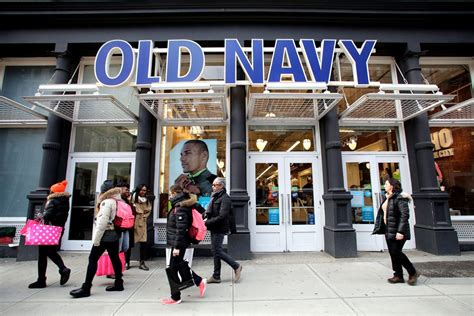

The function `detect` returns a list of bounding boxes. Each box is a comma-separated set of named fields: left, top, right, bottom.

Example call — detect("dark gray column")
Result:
left=133, top=103, right=156, bottom=259
left=400, top=44, right=459, bottom=255
left=17, top=51, right=74, bottom=261
left=228, top=82, right=251, bottom=260
left=320, top=107, right=357, bottom=258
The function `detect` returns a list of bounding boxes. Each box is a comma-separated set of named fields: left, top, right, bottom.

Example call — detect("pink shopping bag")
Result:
left=24, top=222, right=63, bottom=246
left=19, top=219, right=37, bottom=236
left=96, top=252, right=125, bottom=276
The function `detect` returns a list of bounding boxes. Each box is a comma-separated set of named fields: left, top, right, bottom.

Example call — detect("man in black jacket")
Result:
left=205, top=177, right=242, bottom=284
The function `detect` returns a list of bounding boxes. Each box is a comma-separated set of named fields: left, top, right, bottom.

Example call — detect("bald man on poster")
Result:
left=174, top=140, right=217, bottom=198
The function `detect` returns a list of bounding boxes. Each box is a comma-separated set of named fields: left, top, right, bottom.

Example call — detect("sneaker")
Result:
left=199, top=278, right=207, bottom=297
left=139, top=261, right=149, bottom=271
left=60, top=268, right=71, bottom=286
left=234, top=265, right=243, bottom=283
left=387, top=275, right=405, bottom=284
left=207, top=276, right=221, bottom=284
left=161, top=297, right=182, bottom=305
left=407, top=272, right=420, bottom=286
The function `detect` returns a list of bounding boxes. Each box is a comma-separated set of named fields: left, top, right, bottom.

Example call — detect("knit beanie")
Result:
left=50, top=180, right=67, bottom=193
left=100, top=180, right=114, bottom=193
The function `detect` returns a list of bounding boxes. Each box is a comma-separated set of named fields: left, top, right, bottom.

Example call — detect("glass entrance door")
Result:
left=62, top=156, right=134, bottom=250
left=342, top=154, right=413, bottom=251
left=249, top=154, right=321, bottom=252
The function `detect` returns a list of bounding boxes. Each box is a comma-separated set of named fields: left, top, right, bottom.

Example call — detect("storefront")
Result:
left=0, top=1, right=472, bottom=259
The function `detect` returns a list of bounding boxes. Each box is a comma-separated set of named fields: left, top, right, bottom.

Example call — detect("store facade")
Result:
left=0, top=1, right=472, bottom=259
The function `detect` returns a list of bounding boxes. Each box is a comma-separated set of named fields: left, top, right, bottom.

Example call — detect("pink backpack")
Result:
left=188, top=208, right=207, bottom=244
left=113, top=199, right=135, bottom=230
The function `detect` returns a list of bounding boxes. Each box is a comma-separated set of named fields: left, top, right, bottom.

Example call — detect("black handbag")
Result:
left=165, top=261, right=194, bottom=293
left=101, top=229, right=119, bottom=242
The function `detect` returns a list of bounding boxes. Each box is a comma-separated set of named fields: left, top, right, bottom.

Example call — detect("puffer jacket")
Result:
left=42, top=192, right=71, bottom=227
left=166, top=193, right=199, bottom=249
left=92, top=187, right=122, bottom=246
left=373, top=191, right=412, bottom=240
left=205, top=189, right=232, bottom=234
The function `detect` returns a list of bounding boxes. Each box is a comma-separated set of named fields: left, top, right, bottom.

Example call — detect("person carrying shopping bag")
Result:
left=70, top=180, right=125, bottom=298
left=161, top=184, right=207, bottom=305
left=28, top=180, right=71, bottom=288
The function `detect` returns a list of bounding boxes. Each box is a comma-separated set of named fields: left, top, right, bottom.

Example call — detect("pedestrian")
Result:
left=205, top=177, right=242, bottom=284
left=373, top=178, right=419, bottom=285
left=161, top=184, right=206, bottom=305
left=28, top=180, right=71, bottom=288
left=70, top=180, right=125, bottom=298
left=132, top=184, right=152, bottom=270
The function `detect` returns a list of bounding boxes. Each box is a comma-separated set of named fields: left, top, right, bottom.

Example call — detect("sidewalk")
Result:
left=1, top=250, right=473, bottom=315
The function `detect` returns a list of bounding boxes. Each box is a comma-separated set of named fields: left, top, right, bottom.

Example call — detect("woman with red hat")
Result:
left=28, top=180, right=72, bottom=289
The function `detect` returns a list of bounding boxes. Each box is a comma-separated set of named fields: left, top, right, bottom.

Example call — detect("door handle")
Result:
left=287, top=194, right=291, bottom=225
left=280, top=194, right=284, bottom=225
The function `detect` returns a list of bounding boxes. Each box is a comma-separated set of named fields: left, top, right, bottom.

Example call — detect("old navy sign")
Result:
left=94, top=39, right=376, bottom=87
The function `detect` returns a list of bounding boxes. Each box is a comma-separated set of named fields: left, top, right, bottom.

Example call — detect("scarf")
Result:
left=138, top=196, right=147, bottom=203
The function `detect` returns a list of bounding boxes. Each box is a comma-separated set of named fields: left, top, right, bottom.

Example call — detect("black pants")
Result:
left=211, top=232, right=239, bottom=279
left=386, top=238, right=416, bottom=278
left=125, top=242, right=147, bottom=264
left=84, top=241, right=122, bottom=286
left=169, top=247, right=202, bottom=301
left=37, top=244, right=66, bottom=281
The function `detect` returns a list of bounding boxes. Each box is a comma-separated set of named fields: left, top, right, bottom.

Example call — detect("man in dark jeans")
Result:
left=205, top=177, right=242, bottom=283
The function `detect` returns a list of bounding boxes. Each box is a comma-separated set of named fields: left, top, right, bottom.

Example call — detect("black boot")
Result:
left=28, top=278, right=46, bottom=289
left=70, top=283, right=91, bottom=298
left=106, top=278, right=124, bottom=292
left=59, top=267, right=71, bottom=286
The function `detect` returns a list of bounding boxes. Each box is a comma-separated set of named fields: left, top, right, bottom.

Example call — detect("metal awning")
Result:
left=0, top=96, right=47, bottom=125
left=339, top=84, right=454, bottom=124
left=138, top=82, right=228, bottom=124
left=248, top=91, right=342, bottom=122
left=247, top=83, right=341, bottom=122
left=429, top=98, right=474, bottom=126
left=23, top=84, right=138, bottom=124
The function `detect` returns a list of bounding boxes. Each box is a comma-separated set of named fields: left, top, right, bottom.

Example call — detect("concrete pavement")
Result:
left=0, top=250, right=473, bottom=315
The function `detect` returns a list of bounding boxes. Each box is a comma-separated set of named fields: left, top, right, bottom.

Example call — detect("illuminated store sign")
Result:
left=94, top=39, right=376, bottom=87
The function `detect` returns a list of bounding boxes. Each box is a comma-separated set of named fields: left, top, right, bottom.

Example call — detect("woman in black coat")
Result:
left=28, top=180, right=71, bottom=288
left=161, top=184, right=206, bottom=305
left=373, top=178, right=419, bottom=285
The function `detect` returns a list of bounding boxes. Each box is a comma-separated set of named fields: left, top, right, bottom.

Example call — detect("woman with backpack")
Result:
left=161, top=184, right=207, bottom=305
left=70, top=180, right=125, bottom=298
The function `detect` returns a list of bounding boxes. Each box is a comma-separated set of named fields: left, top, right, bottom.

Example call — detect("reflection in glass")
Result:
left=106, top=162, right=131, bottom=186
left=290, top=163, right=315, bottom=225
left=346, top=162, right=374, bottom=224
left=69, top=163, right=98, bottom=240
left=378, top=162, right=401, bottom=195
left=255, top=163, right=279, bottom=225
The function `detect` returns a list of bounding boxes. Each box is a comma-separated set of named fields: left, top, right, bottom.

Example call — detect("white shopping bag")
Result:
left=166, top=248, right=194, bottom=268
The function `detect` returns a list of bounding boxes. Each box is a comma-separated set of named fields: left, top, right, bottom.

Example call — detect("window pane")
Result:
left=430, top=126, right=474, bottom=216
left=249, top=126, right=314, bottom=152
left=0, top=128, right=46, bottom=217
left=346, top=162, right=374, bottom=224
left=1, top=65, right=54, bottom=110
left=158, top=126, right=226, bottom=218
left=290, top=163, right=315, bottom=225
left=74, top=126, right=137, bottom=152
left=255, top=163, right=279, bottom=225
left=340, top=127, right=399, bottom=152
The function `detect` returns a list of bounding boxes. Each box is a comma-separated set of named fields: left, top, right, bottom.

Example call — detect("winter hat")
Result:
left=50, top=180, right=67, bottom=193
left=100, top=180, right=114, bottom=193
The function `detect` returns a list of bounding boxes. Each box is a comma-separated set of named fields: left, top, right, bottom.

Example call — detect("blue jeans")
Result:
left=211, top=232, right=239, bottom=279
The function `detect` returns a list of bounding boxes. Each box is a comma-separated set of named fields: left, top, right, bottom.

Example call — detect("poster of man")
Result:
left=169, top=139, right=217, bottom=208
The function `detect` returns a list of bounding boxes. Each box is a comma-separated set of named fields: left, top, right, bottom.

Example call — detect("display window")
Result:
left=158, top=126, right=227, bottom=219
left=339, top=127, right=400, bottom=152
